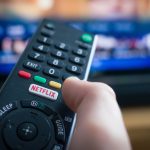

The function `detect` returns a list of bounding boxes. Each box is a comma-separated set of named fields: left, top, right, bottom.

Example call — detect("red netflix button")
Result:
left=29, top=84, right=58, bottom=101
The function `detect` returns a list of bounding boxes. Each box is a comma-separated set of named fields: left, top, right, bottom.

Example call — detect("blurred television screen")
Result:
left=1, top=0, right=150, bottom=75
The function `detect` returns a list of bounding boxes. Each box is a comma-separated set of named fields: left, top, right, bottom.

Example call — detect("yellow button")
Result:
left=49, top=81, right=62, bottom=89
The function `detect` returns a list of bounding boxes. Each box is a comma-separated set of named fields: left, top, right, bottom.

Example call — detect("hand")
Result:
left=62, top=77, right=131, bottom=150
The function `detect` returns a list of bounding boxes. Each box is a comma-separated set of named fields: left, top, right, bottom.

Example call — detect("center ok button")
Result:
left=17, top=122, right=38, bottom=141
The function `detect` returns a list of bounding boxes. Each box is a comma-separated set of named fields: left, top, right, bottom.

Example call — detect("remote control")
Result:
left=0, top=19, right=97, bottom=150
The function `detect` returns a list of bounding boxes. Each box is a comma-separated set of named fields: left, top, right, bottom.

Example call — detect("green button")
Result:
left=34, top=76, right=46, bottom=84
left=81, top=34, right=93, bottom=43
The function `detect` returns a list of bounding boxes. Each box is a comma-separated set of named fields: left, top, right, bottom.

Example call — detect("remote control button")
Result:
left=23, top=61, right=41, bottom=72
left=28, top=52, right=45, bottom=62
left=55, top=42, right=70, bottom=51
left=33, top=43, right=50, bottom=53
left=0, top=102, right=17, bottom=121
left=81, top=33, right=93, bottom=43
left=52, top=115, right=65, bottom=143
left=51, top=50, right=67, bottom=59
left=18, top=70, right=31, bottom=79
left=37, top=36, right=53, bottom=45
left=41, top=28, right=55, bottom=37
left=66, top=65, right=82, bottom=75
left=3, top=111, right=51, bottom=150
left=76, top=40, right=91, bottom=50
left=17, top=122, right=38, bottom=141
left=62, top=73, right=72, bottom=81
left=52, top=144, right=63, bottom=150
left=78, top=43, right=89, bottom=49
left=45, top=23, right=55, bottom=30
left=47, top=58, right=64, bottom=68
left=34, top=76, right=46, bottom=84
left=72, top=48, right=87, bottom=57
left=21, top=100, right=54, bottom=116
left=69, top=56, right=85, bottom=65
left=49, top=81, right=62, bottom=89
left=29, top=84, right=58, bottom=101
left=43, top=67, right=60, bottom=78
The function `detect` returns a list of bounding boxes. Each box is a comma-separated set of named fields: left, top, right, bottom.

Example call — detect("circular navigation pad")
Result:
left=2, top=110, right=52, bottom=150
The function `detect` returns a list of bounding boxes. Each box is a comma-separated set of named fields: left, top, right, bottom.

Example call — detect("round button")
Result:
left=2, top=110, right=53, bottom=150
left=17, top=122, right=38, bottom=141
left=45, top=23, right=55, bottom=30
left=81, top=34, right=93, bottom=43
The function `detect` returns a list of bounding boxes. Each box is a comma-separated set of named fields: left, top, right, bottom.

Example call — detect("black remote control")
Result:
left=0, top=19, right=97, bottom=150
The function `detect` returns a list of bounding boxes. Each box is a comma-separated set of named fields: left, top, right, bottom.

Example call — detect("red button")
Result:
left=18, top=70, right=31, bottom=79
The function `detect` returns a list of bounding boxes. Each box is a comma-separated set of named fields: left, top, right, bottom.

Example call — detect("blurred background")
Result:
left=0, top=0, right=150, bottom=149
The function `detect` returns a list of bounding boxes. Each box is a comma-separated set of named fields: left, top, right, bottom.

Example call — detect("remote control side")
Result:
left=0, top=19, right=97, bottom=150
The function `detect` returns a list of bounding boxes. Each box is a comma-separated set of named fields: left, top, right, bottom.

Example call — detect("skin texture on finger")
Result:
left=62, top=77, right=131, bottom=150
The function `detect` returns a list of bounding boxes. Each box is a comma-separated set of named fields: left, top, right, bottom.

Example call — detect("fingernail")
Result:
left=67, top=76, right=80, bottom=80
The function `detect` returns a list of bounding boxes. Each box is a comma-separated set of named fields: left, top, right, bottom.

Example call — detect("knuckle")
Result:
left=86, top=82, right=116, bottom=99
